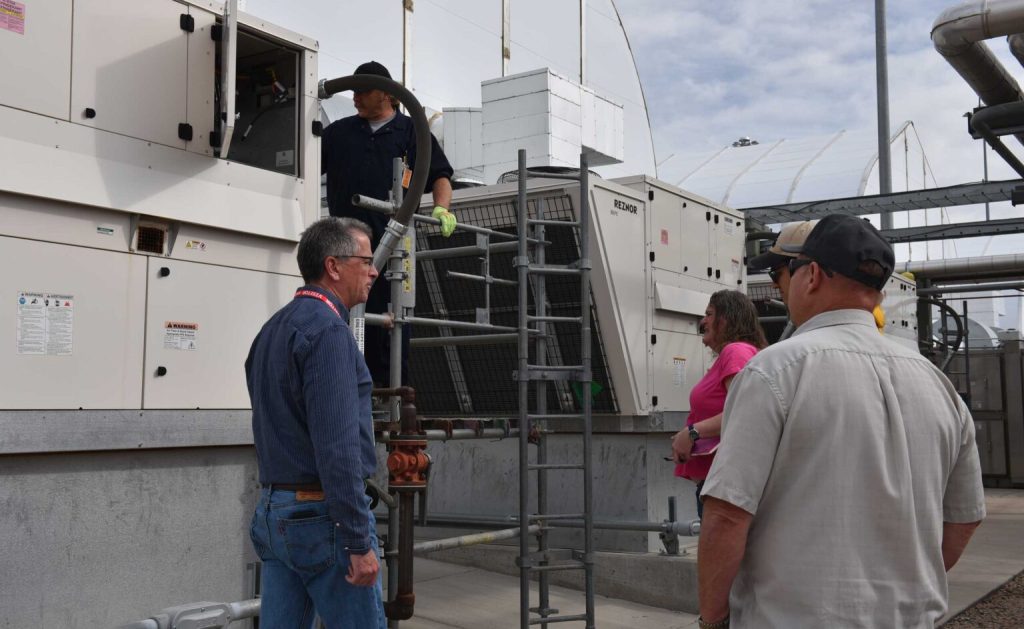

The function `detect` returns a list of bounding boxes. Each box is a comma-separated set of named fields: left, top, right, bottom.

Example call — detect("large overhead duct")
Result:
left=932, top=0, right=1024, bottom=108
left=899, top=252, right=1024, bottom=281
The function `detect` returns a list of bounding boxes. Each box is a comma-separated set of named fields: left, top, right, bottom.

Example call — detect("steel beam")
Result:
left=881, top=217, right=1024, bottom=243
left=742, top=179, right=1024, bottom=223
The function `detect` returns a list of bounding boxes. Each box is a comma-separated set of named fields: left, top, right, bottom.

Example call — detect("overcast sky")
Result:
left=615, top=0, right=1024, bottom=264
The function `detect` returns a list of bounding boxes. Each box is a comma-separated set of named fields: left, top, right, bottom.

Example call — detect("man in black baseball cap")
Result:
left=696, top=212, right=984, bottom=628
left=320, top=60, right=456, bottom=388
left=781, top=214, right=894, bottom=291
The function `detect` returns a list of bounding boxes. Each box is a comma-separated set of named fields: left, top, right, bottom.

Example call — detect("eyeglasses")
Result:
left=768, top=266, right=786, bottom=284
left=336, top=255, right=374, bottom=267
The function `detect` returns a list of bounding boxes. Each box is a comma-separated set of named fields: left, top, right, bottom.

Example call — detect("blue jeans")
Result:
left=695, top=480, right=705, bottom=520
left=250, top=488, right=386, bottom=629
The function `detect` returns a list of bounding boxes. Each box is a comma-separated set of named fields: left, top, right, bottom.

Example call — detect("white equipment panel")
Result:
left=0, top=236, right=146, bottom=409
left=0, top=0, right=72, bottom=120
left=143, top=259, right=295, bottom=409
left=71, top=0, right=191, bottom=149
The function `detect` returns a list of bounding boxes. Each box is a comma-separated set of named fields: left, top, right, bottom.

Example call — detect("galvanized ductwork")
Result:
left=932, top=0, right=1024, bottom=109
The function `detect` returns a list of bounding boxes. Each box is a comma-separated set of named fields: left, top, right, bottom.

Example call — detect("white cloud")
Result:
left=616, top=0, right=1024, bottom=266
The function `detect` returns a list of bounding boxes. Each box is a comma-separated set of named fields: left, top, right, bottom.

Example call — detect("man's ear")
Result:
left=806, top=262, right=826, bottom=293
left=323, top=256, right=340, bottom=281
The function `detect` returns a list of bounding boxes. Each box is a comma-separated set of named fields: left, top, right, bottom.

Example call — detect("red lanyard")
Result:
left=294, top=289, right=340, bottom=318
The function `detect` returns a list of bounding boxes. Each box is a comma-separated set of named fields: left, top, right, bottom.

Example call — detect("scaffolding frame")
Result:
left=515, top=150, right=596, bottom=628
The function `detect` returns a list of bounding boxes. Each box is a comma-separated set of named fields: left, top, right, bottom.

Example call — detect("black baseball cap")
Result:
left=354, top=61, right=392, bottom=79
left=780, top=214, right=894, bottom=291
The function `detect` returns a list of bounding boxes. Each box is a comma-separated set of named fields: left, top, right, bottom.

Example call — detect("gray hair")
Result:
left=297, top=217, right=373, bottom=283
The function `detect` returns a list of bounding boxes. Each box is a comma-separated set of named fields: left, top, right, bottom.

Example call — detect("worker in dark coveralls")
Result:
left=247, top=217, right=385, bottom=628
left=321, top=60, right=456, bottom=386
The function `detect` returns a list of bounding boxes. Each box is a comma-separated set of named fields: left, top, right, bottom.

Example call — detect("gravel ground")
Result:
left=943, top=569, right=1024, bottom=628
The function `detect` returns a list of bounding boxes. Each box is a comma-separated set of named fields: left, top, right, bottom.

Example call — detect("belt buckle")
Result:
left=296, top=490, right=325, bottom=502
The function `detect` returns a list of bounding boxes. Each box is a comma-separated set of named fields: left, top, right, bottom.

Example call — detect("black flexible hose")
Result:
left=921, top=297, right=964, bottom=372
left=318, top=75, right=431, bottom=229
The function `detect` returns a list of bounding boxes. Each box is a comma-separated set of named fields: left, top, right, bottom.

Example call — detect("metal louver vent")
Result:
left=136, top=226, right=166, bottom=254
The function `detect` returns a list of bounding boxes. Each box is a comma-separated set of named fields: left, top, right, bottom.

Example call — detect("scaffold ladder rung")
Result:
left=528, top=613, right=589, bottom=625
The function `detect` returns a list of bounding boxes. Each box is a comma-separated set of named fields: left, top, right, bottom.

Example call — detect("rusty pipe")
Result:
left=384, top=492, right=418, bottom=620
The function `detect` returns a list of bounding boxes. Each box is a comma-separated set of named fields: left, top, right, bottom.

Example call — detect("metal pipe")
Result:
left=931, top=0, right=1024, bottom=144
left=579, top=151, right=596, bottom=628
left=352, top=194, right=396, bottom=215
left=970, top=112, right=1024, bottom=177
left=413, top=213, right=518, bottom=239
left=384, top=512, right=702, bottom=537
left=917, top=280, right=1024, bottom=295
left=899, top=253, right=1024, bottom=280
left=876, top=0, right=893, bottom=230
left=377, top=428, right=519, bottom=442
left=516, top=149, right=531, bottom=629
left=403, top=316, right=516, bottom=333
left=535, top=195, right=552, bottom=625
left=412, top=525, right=541, bottom=554
left=447, top=270, right=518, bottom=287
left=415, top=241, right=520, bottom=261
left=410, top=333, right=521, bottom=348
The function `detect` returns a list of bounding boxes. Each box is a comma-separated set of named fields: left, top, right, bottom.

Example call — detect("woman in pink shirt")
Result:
left=671, top=290, right=767, bottom=518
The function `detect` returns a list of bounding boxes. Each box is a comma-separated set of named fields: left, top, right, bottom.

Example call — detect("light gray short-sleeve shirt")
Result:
left=702, top=309, right=986, bottom=628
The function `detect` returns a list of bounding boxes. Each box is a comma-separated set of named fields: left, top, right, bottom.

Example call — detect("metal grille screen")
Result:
left=408, top=192, right=618, bottom=417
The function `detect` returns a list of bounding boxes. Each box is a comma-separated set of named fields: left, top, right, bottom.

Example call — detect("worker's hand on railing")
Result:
left=346, top=548, right=380, bottom=587
left=432, top=205, right=457, bottom=237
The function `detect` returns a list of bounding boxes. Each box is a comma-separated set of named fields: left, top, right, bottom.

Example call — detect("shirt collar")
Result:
left=791, top=309, right=875, bottom=337
left=300, top=284, right=350, bottom=318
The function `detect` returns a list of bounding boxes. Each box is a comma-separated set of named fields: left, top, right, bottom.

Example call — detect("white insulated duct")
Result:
left=932, top=0, right=1024, bottom=107
left=899, top=252, right=1024, bottom=280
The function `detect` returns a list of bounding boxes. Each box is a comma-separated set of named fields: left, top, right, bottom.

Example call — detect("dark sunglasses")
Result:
left=768, top=266, right=786, bottom=284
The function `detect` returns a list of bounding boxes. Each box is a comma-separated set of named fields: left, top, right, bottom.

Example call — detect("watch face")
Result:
left=689, top=427, right=700, bottom=440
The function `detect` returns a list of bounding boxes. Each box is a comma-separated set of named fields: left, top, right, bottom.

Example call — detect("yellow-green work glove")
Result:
left=432, top=205, right=457, bottom=237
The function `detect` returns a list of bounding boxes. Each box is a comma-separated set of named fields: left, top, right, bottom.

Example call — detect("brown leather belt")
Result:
left=264, top=482, right=322, bottom=492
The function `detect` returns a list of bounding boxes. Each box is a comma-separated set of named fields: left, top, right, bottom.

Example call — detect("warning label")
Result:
left=164, top=321, right=198, bottom=351
left=17, top=291, right=74, bottom=355
left=0, top=0, right=25, bottom=35
left=672, top=356, right=686, bottom=387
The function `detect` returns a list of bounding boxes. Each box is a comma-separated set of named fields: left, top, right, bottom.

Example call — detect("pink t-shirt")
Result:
left=676, top=341, right=759, bottom=481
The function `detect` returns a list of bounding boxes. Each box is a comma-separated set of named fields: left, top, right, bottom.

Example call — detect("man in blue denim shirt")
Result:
left=246, top=216, right=385, bottom=628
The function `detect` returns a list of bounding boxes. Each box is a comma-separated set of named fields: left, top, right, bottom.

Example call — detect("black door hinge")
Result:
left=705, top=211, right=711, bottom=221
left=649, top=251, right=655, bottom=262
left=211, top=24, right=223, bottom=41
left=648, top=190, right=654, bottom=201
left=707, top=267, right=712, bottom=277
left=178, top=123, right=193, bottom=141
left=651, top=334, right=657, bottom=345
left=714, top=214, right=720, bottom=224
left=209, top=130, right=221, bottom=147
left=715, top=269, right=721, bottom=279
left=180, top=14, right=195, bottom=32
left=652, top=396, right=659, bottom=407
left=312, top=120, right=324, bottom=136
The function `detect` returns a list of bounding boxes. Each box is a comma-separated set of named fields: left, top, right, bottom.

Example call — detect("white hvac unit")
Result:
left=409, top=174, right=745, bottom=422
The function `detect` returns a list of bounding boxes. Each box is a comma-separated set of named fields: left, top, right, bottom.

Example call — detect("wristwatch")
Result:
left=688, top=426, right=701, bottom=442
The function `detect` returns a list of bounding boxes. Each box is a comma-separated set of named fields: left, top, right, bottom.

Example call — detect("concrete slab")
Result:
left=392, top=558, right=698, bottom=629
left=943, top=489, right=1024, bottom=622
left=389, top=489, right=1024, bottom=628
